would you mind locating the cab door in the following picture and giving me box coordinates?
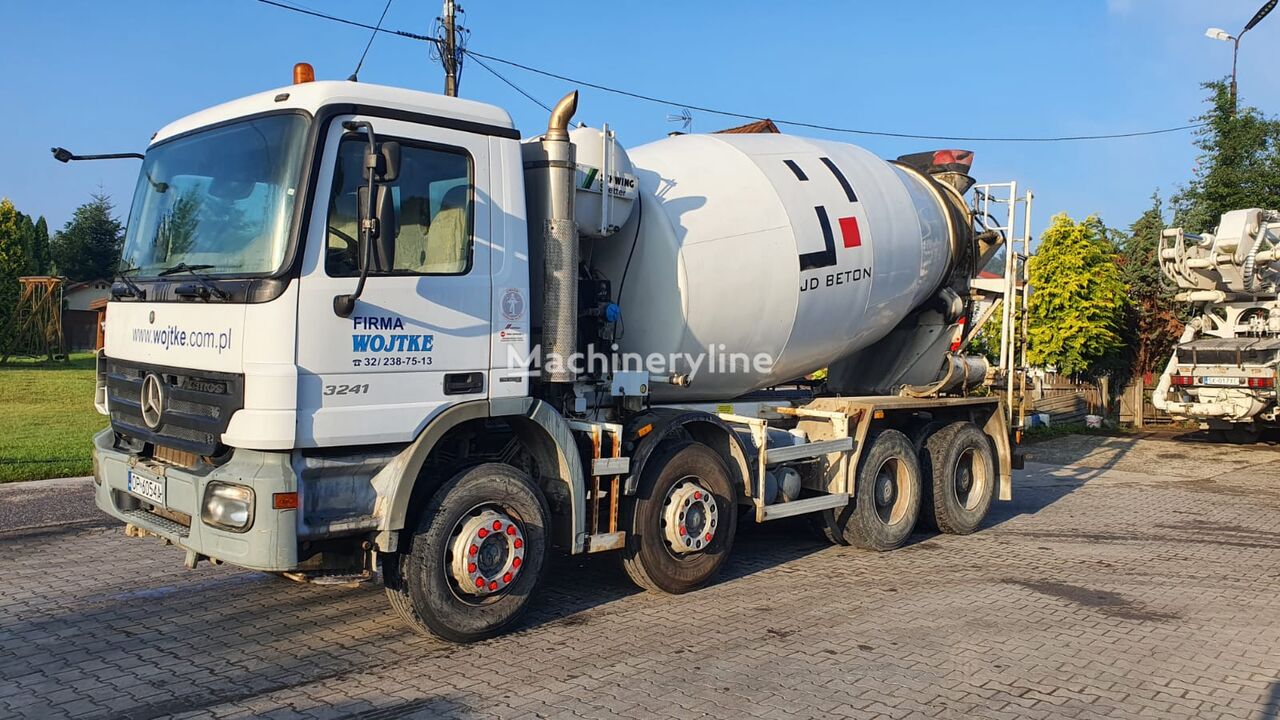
[295,114,492,447]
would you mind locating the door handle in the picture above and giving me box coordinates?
[444,372,484,395]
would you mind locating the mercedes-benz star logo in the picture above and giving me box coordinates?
[140,373,166,429]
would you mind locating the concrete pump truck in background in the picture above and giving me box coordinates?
[83,64,1023,642]
[1156,208,1280,442]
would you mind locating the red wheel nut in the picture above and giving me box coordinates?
[469,545,478,556]
[503,572,513,583]
[513,538,523,549]
[506,525,517,536]
[468,562,476,573]
[493,520,503,530]
[478,528,488,539]
[488,581,498,591]
[475,577,485,588]
[513,557,522,568]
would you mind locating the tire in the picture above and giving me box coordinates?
[1223,424,1261,444]
[822,429,922,551]
[389,463,550,643]
[910,421,948,532]
[621,442,738,594]
[923,422,995,535]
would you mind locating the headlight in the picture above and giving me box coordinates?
[202,483,255,532]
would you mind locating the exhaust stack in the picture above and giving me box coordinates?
[539,91,580,384]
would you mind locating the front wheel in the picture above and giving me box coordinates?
[386,463,549,643]
[621,442,738,594]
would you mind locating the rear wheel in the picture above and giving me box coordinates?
[822,430,922,550]
[387,463,549,643]
[923,422,995,535]
[621,442,738,594]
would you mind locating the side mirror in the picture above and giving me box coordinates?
[335,121,399,318]
[364,141,401,183]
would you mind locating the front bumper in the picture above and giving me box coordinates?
[92,428,300,571]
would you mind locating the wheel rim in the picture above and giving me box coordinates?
[660,476,719,554]
[952,448,989,511]
[448,507,526,598]
[873,458,911,525]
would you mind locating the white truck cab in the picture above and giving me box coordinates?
[91,68,1015,642]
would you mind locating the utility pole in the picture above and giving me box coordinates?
[442,0,460,97]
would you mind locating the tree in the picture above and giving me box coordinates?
[1173,79,1280,232]
[15,213,36,275]
[1115,194,1184,380]
[0,199,27,340]
[50,193,124,281]
[1026,214,1128,377]
[30,216,50,275]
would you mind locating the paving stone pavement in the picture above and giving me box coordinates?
[3,433,1280,719]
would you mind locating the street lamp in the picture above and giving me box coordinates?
[1205,0,1277,111]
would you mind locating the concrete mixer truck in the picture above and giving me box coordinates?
[81,66,1019,642]
[1155,207,1280,442]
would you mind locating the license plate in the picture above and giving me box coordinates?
[127,471,166,506]
[1201,376,1244,386]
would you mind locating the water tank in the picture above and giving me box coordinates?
[588,133,968,401]
[567,126,637,239]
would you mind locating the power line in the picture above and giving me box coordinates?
[463,49,1206,143]
[253,0,1207,143]
[255,0,435,42]
[466,52,554,114]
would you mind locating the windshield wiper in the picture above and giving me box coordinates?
[113,265,146,300]
[158,263,230,300]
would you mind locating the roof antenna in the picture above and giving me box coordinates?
[349,0,395,82]
[666,108,693,134]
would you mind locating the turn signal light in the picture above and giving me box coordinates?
[273,492,299,510]
[293,62,315,84]
[1170,375,1195,386]
[1247,377,1275,389]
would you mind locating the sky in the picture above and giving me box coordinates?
[2,0,1278,239]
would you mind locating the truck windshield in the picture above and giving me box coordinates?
[121,114,308,277]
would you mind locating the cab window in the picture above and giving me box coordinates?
[326,136,473,277]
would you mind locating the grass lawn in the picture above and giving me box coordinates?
[0,353,106,482]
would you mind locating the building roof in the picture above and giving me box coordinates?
[714,119,781,134]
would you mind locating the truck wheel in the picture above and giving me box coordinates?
[621,442,738,594]
[389,463,549,643]
[923,422,995,535]
[910,421,948,532]
[822,430,922,550]
[1223,424,1261,444]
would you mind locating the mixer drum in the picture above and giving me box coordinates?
[588,133,962,402]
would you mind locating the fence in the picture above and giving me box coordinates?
[1118,377,1175,427]
[1028,376,1107,425]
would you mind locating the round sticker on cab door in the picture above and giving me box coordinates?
[501,288,525,320]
